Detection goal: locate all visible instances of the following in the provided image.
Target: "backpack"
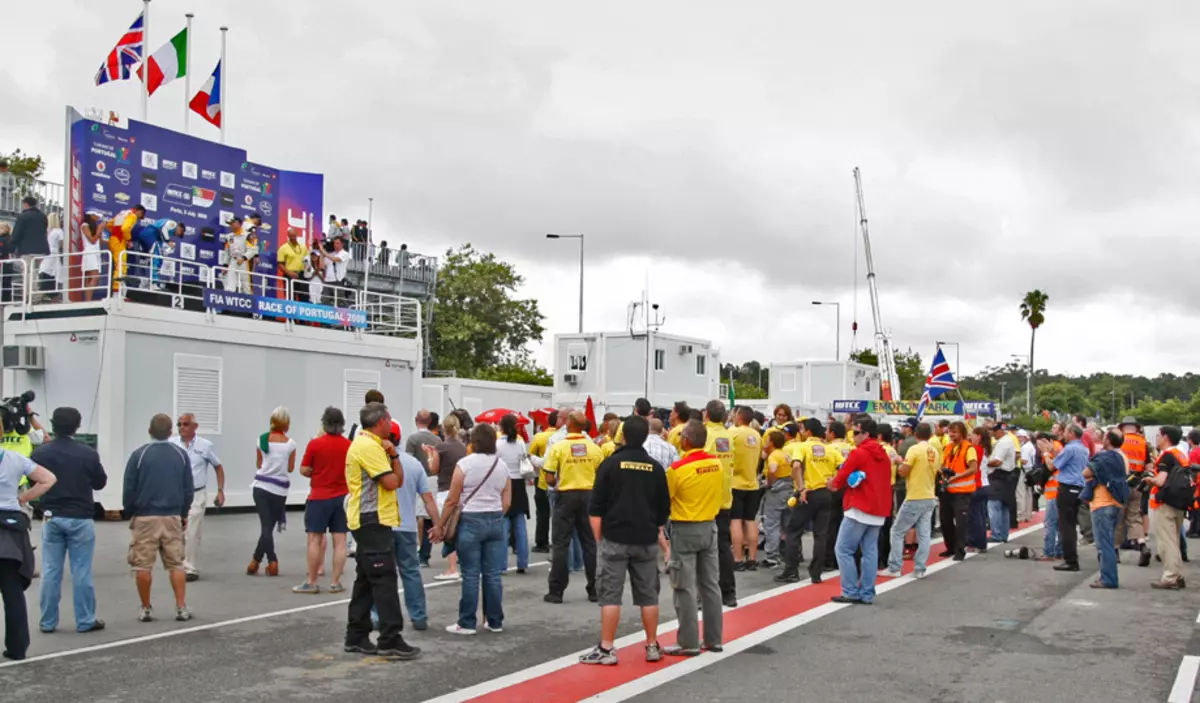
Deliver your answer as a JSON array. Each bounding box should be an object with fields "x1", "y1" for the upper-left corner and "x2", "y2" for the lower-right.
[{"x1": 1158, "y1": 462, "x2": 1195, "y2": 511}]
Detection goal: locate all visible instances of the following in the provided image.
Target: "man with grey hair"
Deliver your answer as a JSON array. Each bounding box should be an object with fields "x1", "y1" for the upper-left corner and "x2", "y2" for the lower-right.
[
  {"x1": 644, "y1": 418, "x2": 679, "y2": 470},
  {"x1": 169, "y1": 413, "x2": 224, "y2": 582},
  {"x1": 405, "y1": 409, "x2": 441, "y2": 566},
  {"x1": 1043, "y1": 423, "x2": 1089, "y2": 573}
]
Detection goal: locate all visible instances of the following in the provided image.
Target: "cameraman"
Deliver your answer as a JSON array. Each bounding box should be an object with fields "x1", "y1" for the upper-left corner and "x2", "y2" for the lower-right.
[{"x1": 2, "y1": 393, "x2": 47, "y2": 517}]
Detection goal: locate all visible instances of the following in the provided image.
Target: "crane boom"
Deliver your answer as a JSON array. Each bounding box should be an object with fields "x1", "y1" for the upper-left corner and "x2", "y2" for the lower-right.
[{"x1": 853, "y1": 167, "x2": 901, "y2": 401}]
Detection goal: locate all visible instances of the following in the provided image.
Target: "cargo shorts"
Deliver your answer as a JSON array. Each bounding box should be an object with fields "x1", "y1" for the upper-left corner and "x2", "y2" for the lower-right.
[
  {"x1": 596, "y1": 538, "x2": 660, "y2": 607},
  {"x1": 128, "y1": 515, "x2": 186, "y2": 572}
]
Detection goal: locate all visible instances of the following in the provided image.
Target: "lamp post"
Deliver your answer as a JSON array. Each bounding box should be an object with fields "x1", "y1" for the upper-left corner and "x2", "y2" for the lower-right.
[
  {"x1": 546, "y1": 234, "x2": 584, "y2": 333},
  {"x1": 1012, "y1": 353, "x2": 1031, "y2": 415},
  {"x1": 812, "y1": 301, "x2": 840, "y2": 360},
  {"x1": 999, "y1": 381, "x2": 1007, "y2": 407}
]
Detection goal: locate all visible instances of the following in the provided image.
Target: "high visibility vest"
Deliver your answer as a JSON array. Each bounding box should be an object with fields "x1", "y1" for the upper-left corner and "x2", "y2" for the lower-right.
[
  {"x1": 3, "y1": 431, "x2": 34, "y2": 488},
  {"x1": 1121, "y1": 433, "x2": 1147, "y2": 473},
  {"x1": 1045, "y1": 472, "x2": 1059, "y2": 500},
  {"x1": 944, "y1": 441, "x2": 977, "y2": 494},
  {"x1": 1150, "y1": 446, "x2": 1190, "y2": 510}
]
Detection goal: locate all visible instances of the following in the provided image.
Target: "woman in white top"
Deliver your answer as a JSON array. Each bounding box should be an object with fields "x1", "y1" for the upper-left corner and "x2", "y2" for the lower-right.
[
  {"x1": 249, "y1": 406, "x2": 296, "y2": 577},
  {"x1": 496, "y1": 414, "x2": 531, "y2": 573},
  {"x1": 439, "y1": 424, "x2": 511, "y2": 635},
  {"x1": 81, "y1": 218, "x2": 103, "y2": 301},
  {"x1": 37, "y1": 212, "x2": 65, "y2": 302}
]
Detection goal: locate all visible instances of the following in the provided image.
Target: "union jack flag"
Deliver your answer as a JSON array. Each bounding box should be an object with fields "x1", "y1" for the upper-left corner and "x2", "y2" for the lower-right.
[
  {"x1": 916, "y1": 346, "x2": 958, "y2": 419},
  {"x1": 95, "y1": 13, "x2": 144, "y2": 86}
]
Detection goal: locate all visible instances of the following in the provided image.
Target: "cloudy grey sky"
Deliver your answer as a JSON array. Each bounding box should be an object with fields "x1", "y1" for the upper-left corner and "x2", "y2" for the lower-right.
[{"x1": 6, "y1": 0, "x2": 1200, "y2": 379}]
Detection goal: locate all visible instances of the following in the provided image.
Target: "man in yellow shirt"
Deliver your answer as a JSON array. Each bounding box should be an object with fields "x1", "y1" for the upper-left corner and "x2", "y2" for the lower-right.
[
  {"x1": 728, "y1": 407, "x2": 762, "y2": 572},
  {"x1": 613, "y1": 397, "x2": 653, "y2": 446},
  {"x1": 703, "y1": 400, "x2": 737, "y2": 608},
  {"x1": 666, "y1": 401, "x2": 689, "y2": 451},
  {"x1": 528, "y1": 412, "x2": 557, "y2": 553},
  {"x1": 884, "y1": 422, "x2": 942, "y2": 578},
  {"x1": 663, "y1": 421, "x2": 724, "y2": 656},
  {"x1": 820, "y1": 420, "x2": 852, "y2": 571},
  {"x1": 543, "y1": 411, "x2": 604, "y2": 604},
  {"x1": 776, "y1": 419, "x2": 844, "y2": 584},
  {"x1": 276, "y1": 227, "x2": 308, "y2": 300},
  {"x1": 343, "y1": 402, "x2": 418, "y2": 659}
]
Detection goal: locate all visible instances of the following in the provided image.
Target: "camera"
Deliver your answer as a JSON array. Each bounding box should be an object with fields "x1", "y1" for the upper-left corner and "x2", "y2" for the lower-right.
[{"x1": 0, "y1": 390, "x2": 35, "y2": 435}]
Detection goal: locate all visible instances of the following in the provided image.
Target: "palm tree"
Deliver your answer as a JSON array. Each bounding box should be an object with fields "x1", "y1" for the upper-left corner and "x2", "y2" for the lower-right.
[{"x1": 1019, "y1": 290, "x2": 1049, "y2": 414}]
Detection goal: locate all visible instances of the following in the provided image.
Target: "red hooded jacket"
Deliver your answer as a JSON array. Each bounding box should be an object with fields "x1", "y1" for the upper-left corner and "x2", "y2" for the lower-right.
[{"x1": 830, "y1": 436, "x2": 893, "y2": 518}]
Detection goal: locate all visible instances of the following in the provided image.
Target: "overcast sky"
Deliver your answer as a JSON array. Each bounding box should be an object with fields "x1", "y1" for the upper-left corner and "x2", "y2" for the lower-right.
[{"x1": 7, "y1": 1, "x2": 1200, "y2": 380}]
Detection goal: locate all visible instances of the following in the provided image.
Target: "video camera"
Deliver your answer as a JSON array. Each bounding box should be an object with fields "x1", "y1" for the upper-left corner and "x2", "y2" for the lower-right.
[{"x1": 0, "y1": 390, "x2": 36, "y2": 435}]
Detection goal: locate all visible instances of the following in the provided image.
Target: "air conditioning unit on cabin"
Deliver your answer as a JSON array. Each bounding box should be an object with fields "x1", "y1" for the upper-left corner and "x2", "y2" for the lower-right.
[
  {"x1": 678, "y1": 344, "x2": 694, "y2": 355},
  {"x1": 3, "y1": 345, "x2": 44, "y2": 370},
  {"x1": 563, "y1": 373, "x2": 579, "y2": 385}
]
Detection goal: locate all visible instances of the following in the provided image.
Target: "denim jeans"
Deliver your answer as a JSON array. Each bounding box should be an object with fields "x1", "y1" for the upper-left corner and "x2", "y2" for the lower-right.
[
  {"x1": 503, "y1": 514, "x2": 530, "y2": 571},
  {"x1": 887, "y1": 499, "x2": 936, "y2": 574},
  {"x1": 1092, "y1": 506, "x2": 1120, "y2": 587},
  {"x1": 456, "y1": 511, "x2": 505, "y2": 630},
  {"x1": 968, "y1": 487, "x2": 990, "y2": 549},
  {"x1": 394, "y1": 531, "x2": 426, "y2": 625},
  {"x1": 40, "y1": 517, "x2": 98, "y2": 632},
  {"x1": 548, "y1": 490, "x2": 584, "y2": 570},
  {"x1": 1043, "y1": 500, "x2": 1061, "y2": 557},
  {"x1": 835, "y1": 516, "x2": 881, "y2": 603},
  {"x1": 987, "y1": 498, "x2": 1010, "y2": 542}
]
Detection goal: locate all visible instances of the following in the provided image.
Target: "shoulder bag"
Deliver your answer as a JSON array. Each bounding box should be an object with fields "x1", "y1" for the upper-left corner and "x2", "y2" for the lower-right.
[{"x1": 442, "y1": 457, "x2": 500, "y2": 542}]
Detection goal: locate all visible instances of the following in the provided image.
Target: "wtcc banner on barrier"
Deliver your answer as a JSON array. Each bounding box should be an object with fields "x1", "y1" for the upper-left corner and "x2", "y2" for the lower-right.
[
  {"x1": 831, "y1": 399, "x2": 996, "y2": 416},
  {"x1": 203, "y1": 290, "x2": 367, "y2": 328}
]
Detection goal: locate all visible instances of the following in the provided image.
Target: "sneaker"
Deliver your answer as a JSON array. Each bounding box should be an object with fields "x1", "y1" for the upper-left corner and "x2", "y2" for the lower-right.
[
  {"x1": 830, "y1": 595, "x2": 862, "y2": 604},
  {"x1": 485, "y1": 623, "x2": 503, "y2": 633},
  {"x1": 138, "y1": 606, "x2": 154, "y2": 623},
  {"x1": 185, "y1": 573, "x2": 199, "y2": 583},
  {"x1": 883, "y1": 568, "x2": 903, "y2": 578},
  {"x1": 344, "y1": 640, "x2": 378, "y2": 655},
  {"x1": 412, "y1": 620, "x2": 428, "y2": 631},
  {"x1": 377, "y1": 640, "x2": 421, "y2": 660},
  {"x1": 327, "y1": 583, "x2": 346, "y2": 594},
  {"x1": 733, "y1": 561, "x2": 747, "y2": 572},
  {"x1": 292, "y1": 583, "x2": 320, "y2": 595},
  {"x1": 445, "y1": 624, "x2": 477, "y2": 636},
  {"x1": 645, "y1": 642, "x2": 663, "y2": 662},
  {"x1": 722, "y1": 595, "x2": 738, "y2": 608},
  {"x1": 175, "y1": 606, "x2": 193, "y2": 622},
  {"x1": 1139, "y1": 549, "x2": 1152, "y2": 567},
  {"x1": 419, "y1": 560, "x2": 431, "y2": 568},
  {"x1": 434, "y1": 572, "x2": 459, "y2": 581},
  {"x1": 79, "y1": 620, "x2": 106, "y2": 633},
  {"x1": 745, "y1": 561, "x2": 758, "y2": 572},
  {"x1": 705, "y1": 644, "x2": 724, "y2": 653},
  {"x1": 914, "y1": 571, "x2": 927, "y2": 579},
  {"x1": 760, "y1": 557, "x2": 779, "y2": 569},
  {"x1": 774, "y1": 573, "x2": 801, "y2": 584},
  {"x1": 579, "y1": 644, "x2": 618, "y2": 665},
  {"x1": 662, "y1": 645, "x2": 701, "y2": 657},
  {"x1": 543, "y1": 593, "x2": 563, "y2": 604}
]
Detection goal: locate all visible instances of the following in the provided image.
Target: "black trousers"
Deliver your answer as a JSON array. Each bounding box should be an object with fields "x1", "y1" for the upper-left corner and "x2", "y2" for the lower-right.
[
  {"x1": 547, "y1": 490, "x2": 597, "y2": 597},
  {"x1": 0, "y1": 558, "x2": 28, "y2": 659},
  {"x1": 941, "y1": 492, "x2": 970, "y2": 557},
  {"x1": 252, "y1": 487, "x2": 287, "y2": 562},
  {"x1": 824, "y1": 491, "x2": 844, "y2": 568},
  {"x1": 783, "y1": 488, "x2": 832, "y2": 580},
  {"x1": 716, "y1": 509, "x2": 736, "y2": 600},
  {"x1": 346, "y1": 524, "x2": 404, "y2": 646},
  {"x1": 533, "y1": 485, "x2": 551, "y2": 548},
  {"x1": 1057, "y1": 485, "x2": 1084, "y2": 568}
]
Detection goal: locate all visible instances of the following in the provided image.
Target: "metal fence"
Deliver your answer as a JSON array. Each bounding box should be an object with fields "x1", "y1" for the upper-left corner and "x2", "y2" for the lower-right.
[
  {"x1": 20, "y1": 251, "x2": 114, "y2": 304},
  {"x1": 0, "y1": 175, "x2": 65, "y2": 222},
  {"x1": 346, "y1": 242, "x2": 438, "y2": 284}
]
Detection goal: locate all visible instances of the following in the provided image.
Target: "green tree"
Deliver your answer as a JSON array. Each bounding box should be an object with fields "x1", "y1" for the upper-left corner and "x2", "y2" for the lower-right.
[
  {"x1": 731, "y1": 380, "x2": 767, "y2": 400},
  {"x1": 1, "y1": 149, "x2": 45, "y2": 181},
  {"x1": 1019, "y1": 290, "x2": 1049, "y2": 412},
  {"x1": 849, "y1": 347, "x2": 924, "y2": 399},
  {"x1": 476, "y1": 362, "x2": 553, "y2": 386},
  {"x1": 430, "y1": 244, "x2": 545, "y2": 378},
  {"x1": 1033, "y1": 381, "x2": 1093, "y2": 415}
]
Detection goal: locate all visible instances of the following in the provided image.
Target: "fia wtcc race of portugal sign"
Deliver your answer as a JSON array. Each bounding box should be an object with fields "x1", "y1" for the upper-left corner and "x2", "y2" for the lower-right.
[{"x1": 203, "y1": 290, "x2": 367, "y2": 329}]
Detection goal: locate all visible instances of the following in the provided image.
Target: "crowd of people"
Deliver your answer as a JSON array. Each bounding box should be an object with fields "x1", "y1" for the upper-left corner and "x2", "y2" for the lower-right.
[{"x1": 0, "y1": 393, "x2": 1193, "y2": 664}]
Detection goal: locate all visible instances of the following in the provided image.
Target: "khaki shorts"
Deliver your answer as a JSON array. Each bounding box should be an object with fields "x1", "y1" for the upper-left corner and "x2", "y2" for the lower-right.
[{"x1": 128, "y1": 515, "x2": 186, "y2": 572}]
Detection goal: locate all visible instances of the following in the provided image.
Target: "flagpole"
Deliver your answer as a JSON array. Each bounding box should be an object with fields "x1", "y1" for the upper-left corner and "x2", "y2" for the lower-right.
[
  {"x1": 364, "y1": 196, "x2": 373, "y2": 295},
  {"x1": 183, "y1": 13, "x2": 193, "y2": 132},
  {"x1": 219, "y1": 26, "x2": 228, "y2": 143},
  {"x1": 141, "y1": 0, "x2": 151, "y2": 121}
]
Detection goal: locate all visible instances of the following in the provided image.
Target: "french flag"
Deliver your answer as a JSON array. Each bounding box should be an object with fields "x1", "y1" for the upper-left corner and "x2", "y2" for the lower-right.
[{"x1": 188, "y1": 61, "x2": 222, "y2": 128}]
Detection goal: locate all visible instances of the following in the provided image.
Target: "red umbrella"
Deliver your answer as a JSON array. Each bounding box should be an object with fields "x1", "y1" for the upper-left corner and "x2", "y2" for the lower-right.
[
  {"x1": 529, "y1": 407, "x2": 555, "y2": 427},
  {"x1": 475, "y1": 408, "x2": 530, "y2": 425},
  {"x1": 585, "y1": 396, "x2": 599, "y2": 438}
]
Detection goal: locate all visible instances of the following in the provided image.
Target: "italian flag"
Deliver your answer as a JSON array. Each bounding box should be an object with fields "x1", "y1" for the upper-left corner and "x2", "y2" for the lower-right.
[{"x1": 138, "y1": 28, "x2": 188, "y2": 95}]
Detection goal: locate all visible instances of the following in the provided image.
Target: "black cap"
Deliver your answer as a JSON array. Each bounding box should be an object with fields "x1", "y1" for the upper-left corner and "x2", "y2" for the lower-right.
[{"x1": 903, "y1": 417, "x2": 918, "y2": 429}]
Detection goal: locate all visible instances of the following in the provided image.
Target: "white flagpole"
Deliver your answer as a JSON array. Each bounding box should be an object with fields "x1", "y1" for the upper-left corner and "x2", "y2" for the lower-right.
[
  {"x1": 219, "y1": 26, "x2": 228, "y2": 143},
  {"x1": 183, "y1": 13, "x2": 193, "y2": 132},
  {"x1": 141, "y1": 0, "x2": 151, "y2": 121},
  {"x1": 364, "y1": 197, "x2": 373, "y2": 295}
]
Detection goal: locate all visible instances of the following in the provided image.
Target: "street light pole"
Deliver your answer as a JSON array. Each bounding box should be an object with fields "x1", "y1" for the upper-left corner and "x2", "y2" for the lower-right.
[
  {"x1": 812, "y1": 301, "x2": 840, "y2": 360},
  {"x1": 1012, "y1": 354, "x2": 1031, "y2": 415},
  {"x1": 547, "y1": 234, "x2": 585, "y2": 333},
  {"x1": 999, "y1": 381, "x2": 1007, "y2": 407}
]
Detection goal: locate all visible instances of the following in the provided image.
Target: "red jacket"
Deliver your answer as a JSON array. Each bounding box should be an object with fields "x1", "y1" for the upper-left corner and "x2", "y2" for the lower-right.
[{"x1": 831, "y1": 437, "x2": 893, "y2": 518}]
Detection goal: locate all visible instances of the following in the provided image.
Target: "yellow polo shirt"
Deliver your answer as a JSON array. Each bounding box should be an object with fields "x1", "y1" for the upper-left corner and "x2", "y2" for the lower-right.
[
  {"x1": 704, "y1": 421, "x2": 735, "y2": 510},
  {"x1": 666, "y1": 450, "x2": 724, "y2": 522},
  {"x1": 667, "y1": 423, "x2": 685, "y2": 451},
  {"x1": 766, "y1": 448, "x2": 792, "y2": 480},
  {"x1": 528, "y1": 429, "x2": 554, "y2": 490},
  {"x1": 278, "y1": 240, "x2": 308, "y2": 274},
  {"x1": 543, "y1": 432, "x2": 604, "y2": 491},
  {"x1": 730, "y1": 424, "x2": 761, "y2": 491},
  {"x1": 797, "y1": 440, "x2": 845, "y2": 492},
  {"x1": 345, "y1": 430, "x2": 399, "y2": 530}
]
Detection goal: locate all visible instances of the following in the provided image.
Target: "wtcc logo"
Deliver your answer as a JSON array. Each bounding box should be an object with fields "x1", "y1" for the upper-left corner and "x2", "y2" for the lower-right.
[
  {"x1": 163, "y1": 184, "x2": 192, "y2": 206},
  {"x1": 162, "y1": 159, "x2": 178, "y2": 170},
  {"x1": 201, "y1": 169, "x2": 217, "y2": 180}
]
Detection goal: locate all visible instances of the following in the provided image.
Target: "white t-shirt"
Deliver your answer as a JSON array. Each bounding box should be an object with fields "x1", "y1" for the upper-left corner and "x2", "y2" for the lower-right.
[
  {"x1": 252, "y1": 438, "x2": 296, "y2": 497},
  {"x1": 1020, "y1": 441, "x2": 1036, "y2": 471},
  {"x1": 323, "y1": 249, "x2": 350, "y2": 283},
  {"x1": 495, "y1": 437, "x2": 527, "y2": 479},
  {"x1": 38, "y1": 228, "x2": 65, "y2": 279},
  {"x1": 457, "y1": 452, "x2": 508, "y2": 513},
  {"x1": 990, "y1": 434, "x2": 1018, "y2": 472}
]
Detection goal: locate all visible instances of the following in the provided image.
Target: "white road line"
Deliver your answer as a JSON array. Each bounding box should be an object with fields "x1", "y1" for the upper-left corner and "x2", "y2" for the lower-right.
[
  {"x1": 422, "y1": 522, "x2": 1046, "y2": 703},
  {"x1": 1194, "y1": 609, "x2": 1200, "y2": 625},
  {"x1": 0, "y1": 560, "x2": 550, "y2": 670},
  {"x1": 1168, "y1": 655, "x2": 1200, "y2": 703}
]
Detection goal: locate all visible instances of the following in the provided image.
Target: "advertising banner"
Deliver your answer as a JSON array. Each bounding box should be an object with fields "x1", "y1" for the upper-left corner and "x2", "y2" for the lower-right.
[
  {"x1": 202, "y1": 289, "x2": 367, "y2": 328},
  {"x1": 831, "y1": 399, "x2": 997, "y2": 416}
]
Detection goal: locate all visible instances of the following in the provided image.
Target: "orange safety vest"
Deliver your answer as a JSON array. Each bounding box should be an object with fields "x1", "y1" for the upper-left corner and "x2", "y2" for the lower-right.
[
  {"x1": 944, "y1": 441, "x2": 978, "y2": 494},
  {"x1": 1150, "y1": 446, "x2": 1190, "y2": 510},
  {"x1": 1043, "y1": 440, "x2": 1062, "y2": 500},
  {"x1": 1121, "y1": 433, "x2": 1148, "y2": 474}
]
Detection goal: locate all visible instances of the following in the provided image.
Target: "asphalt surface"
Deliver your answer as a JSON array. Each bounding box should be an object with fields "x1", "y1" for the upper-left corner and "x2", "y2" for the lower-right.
[{"x1": 0, "y1": 503, "x2": 1196, "y2": 702}]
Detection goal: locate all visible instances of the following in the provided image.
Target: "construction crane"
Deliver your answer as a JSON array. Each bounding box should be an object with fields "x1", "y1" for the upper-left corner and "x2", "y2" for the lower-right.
[{"x1": 853, "y1": 167, "x2": 901, "y2": 401}]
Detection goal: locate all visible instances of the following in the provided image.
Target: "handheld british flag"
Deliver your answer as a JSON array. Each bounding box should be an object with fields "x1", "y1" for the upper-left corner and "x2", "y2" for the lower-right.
[
  {"x1": 95, "y1": 13, "x2": 145, "y2": 86},
  {"x1": 916, "y1": 346, "x2": 958, "y2": 420}
]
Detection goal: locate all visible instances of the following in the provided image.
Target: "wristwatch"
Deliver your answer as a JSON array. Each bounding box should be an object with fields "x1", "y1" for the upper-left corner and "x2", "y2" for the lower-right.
[{"x1": 388, "y1": 452, "x2": 399, "y2": 460}]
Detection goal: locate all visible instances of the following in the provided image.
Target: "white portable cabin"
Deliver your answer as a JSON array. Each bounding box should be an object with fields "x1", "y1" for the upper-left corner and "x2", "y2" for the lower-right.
[
  {"x1": 421, "y1": 377, "x2": 554, "y2": 422},
  {"x1": 552, "y1": 331, "x2": 720, "y2": 416},
  {"x1": 769, "y1": 360, "x2": 881, "y2": 415},
  {"x1": 1, "y1": 254, "x2": 422, "y2": 510}
]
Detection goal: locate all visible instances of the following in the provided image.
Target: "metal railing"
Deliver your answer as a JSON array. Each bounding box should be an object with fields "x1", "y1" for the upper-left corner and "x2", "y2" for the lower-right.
[
  {"x1": 346, "y1": 242, "x2": 438, "y2": 284},
  {"x1": 0, "y1": 175, "x2": 65, "y2": 222},
  {"x1": 2, "y1": 253, "x2": 420, "y2": 339}
]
